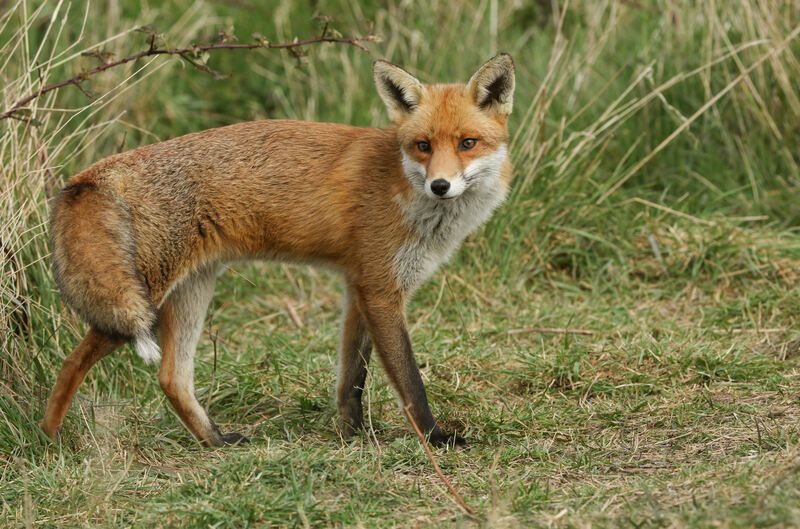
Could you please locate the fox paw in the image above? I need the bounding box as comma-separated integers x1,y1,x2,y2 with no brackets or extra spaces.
428,429,467,448
220,432,250,446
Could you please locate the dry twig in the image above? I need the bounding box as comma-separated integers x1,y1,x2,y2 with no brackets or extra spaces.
507,326,595,336
285,301,304,329
403,406,477,518
1,29,377,121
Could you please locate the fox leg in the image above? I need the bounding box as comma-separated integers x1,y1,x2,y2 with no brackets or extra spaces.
355,286,465,447
41,328,126,440
336,283,373,436
158,268,247,447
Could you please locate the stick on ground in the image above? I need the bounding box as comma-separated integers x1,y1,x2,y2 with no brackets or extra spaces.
403,406,476,518
507,327,595,336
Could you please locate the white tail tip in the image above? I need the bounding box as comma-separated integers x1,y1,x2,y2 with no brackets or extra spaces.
134,334,161,364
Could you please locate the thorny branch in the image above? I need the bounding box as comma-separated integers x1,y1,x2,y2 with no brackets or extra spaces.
1,27,377,122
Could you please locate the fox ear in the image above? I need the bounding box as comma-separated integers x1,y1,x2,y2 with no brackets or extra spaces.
467,53,515,116
373,60,424,122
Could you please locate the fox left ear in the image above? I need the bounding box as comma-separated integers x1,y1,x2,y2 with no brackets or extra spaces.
467,53,515,116
373,60,424,123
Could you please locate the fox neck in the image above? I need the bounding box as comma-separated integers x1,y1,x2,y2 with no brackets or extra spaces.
393,145,509,293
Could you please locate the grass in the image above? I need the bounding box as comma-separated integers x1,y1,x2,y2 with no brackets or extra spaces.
2,0,800,527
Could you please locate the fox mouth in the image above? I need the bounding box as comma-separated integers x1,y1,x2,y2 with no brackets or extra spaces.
418,184,461,201
423,182,467,201
423,190,458,201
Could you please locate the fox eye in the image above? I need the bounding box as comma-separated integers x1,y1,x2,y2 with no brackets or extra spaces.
459,138,478,151
416,141,431,153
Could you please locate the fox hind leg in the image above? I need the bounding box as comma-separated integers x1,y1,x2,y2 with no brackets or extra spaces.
158,267,248,447
41,328,126,440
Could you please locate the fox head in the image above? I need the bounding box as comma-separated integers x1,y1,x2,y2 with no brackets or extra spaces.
374,54,514,201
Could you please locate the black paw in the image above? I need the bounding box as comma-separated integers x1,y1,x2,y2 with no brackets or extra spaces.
220,432,250,446
428,429,467,449
339,402,365,439
340,422,363,440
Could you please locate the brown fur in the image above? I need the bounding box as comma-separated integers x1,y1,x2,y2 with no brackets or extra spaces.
337,283,373,435
51,180,154,338
40,328,125,438
44,55,515,447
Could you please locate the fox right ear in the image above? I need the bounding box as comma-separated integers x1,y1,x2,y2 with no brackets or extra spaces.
467,53,515,117
373,60,423,122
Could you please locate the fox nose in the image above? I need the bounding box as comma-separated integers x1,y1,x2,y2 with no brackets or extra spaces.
430,179,450,197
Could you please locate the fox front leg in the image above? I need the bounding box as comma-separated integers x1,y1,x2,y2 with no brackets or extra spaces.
336,284,373,436
355,286,465,447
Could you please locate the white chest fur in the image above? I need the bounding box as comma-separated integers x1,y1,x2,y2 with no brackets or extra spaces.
393,146,508,292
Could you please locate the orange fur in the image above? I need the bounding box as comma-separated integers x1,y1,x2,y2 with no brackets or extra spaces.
45,54,515,447
40,329,124,438
399,84,509,178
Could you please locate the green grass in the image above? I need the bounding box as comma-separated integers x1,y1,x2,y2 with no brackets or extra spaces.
2,0,800,527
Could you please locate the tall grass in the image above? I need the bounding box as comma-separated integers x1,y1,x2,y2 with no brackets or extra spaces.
0,0,224,454
486,1,800,279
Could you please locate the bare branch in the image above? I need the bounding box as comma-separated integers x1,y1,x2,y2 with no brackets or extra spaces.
1,31,378,122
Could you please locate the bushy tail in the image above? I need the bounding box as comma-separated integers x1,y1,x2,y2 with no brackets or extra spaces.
51,181,160,363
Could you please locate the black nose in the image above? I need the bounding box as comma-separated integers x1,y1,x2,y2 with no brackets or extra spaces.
430,179,450,196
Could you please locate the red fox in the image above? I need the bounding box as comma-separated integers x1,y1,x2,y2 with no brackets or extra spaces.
42,54,514,447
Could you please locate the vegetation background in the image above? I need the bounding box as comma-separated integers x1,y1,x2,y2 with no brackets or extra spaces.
2,0,800,527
